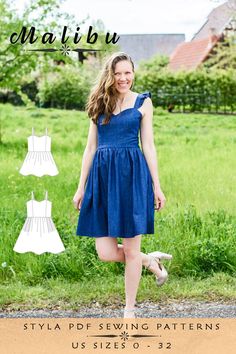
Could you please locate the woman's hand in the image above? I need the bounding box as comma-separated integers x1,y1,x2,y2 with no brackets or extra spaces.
154,187,166,211
73,187,84,211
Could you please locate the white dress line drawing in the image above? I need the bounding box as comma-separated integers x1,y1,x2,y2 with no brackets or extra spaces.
13,191,65,255
19,128,59,177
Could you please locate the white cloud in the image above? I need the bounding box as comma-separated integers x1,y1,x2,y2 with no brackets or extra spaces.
15,0,227,40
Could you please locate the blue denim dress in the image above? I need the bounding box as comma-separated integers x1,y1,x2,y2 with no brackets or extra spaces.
76,92,154,238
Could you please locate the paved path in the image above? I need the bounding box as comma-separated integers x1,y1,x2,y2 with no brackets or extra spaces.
0,300,235,318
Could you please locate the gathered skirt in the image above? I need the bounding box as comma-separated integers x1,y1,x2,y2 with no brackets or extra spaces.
13,216,65,254
76,146,155,238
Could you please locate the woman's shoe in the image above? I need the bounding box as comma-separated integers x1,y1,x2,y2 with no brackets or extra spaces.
147,251,172,260
123,307,136,319
146,254,169,286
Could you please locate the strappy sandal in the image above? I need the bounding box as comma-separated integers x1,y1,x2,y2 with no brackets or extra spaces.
148,251,172,260
146,253,170,286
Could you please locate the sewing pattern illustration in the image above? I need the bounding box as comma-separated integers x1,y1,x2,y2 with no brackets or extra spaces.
19,128,59,177
13,191,65,255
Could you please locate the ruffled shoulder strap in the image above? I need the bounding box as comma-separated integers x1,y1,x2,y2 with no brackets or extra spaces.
134,92,152,109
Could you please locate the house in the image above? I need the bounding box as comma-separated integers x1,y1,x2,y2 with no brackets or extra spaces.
168,0,236,71
192,0,236,41
82,33,185,68
116,33,185,67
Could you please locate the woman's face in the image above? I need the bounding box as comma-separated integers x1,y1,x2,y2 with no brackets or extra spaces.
113,60,134,94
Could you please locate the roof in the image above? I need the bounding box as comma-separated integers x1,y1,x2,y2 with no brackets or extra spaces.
168,1,235,71
116,33,185,67
168,35,220,71
192,1,235,41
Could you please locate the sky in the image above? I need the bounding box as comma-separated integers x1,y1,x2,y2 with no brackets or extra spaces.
16,0,227,41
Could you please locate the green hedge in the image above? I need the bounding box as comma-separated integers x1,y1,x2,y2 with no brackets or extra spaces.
37,65,95,110
134,67,236,113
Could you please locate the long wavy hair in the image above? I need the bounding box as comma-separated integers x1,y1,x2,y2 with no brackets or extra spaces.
86,52,135,125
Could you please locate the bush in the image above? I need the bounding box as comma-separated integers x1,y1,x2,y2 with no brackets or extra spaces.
21,80,39,104
134,58,236,113
0,90,24,105
37,65,95,110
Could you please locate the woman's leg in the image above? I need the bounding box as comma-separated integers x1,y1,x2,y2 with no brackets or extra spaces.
95,237,125,262
96,235,144,316
95,237,153,266
122,235,143,311
95,236,163,279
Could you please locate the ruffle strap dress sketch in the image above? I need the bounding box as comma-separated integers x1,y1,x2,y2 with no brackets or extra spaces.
13,191,65,255
20,128,59,177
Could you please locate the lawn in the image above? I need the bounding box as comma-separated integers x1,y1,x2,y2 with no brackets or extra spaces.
0,103,235,308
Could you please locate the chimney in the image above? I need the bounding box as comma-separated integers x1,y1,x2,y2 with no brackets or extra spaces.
208,27,218,45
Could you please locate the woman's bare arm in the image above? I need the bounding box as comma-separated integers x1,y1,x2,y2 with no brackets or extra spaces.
73,120,98,210
77,120,98,190
140,98,160,190
139,98,166,210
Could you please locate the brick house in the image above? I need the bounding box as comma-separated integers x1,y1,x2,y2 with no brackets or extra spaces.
168,0,236,71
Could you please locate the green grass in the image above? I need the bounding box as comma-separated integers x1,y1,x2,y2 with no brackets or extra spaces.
0,273,235,311
0,103,235,307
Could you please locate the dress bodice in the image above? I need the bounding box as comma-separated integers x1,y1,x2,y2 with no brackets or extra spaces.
28,136,51,152
27,127,51,152
97,92,151,148
26,191,51,217
19,127,59,177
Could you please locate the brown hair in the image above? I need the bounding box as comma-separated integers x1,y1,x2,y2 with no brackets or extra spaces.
86,52,135,125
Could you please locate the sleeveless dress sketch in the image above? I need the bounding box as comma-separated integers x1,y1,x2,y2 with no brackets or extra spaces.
76,92,155,238
19,128,58,177
13,191,65,254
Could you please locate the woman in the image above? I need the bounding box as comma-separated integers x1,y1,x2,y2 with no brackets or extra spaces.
73,52,172,318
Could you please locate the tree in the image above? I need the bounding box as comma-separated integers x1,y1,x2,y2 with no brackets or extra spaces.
137,54,169,72
202,0,236,70
0,0,120,102
202,33,236,70
0,0,82,100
